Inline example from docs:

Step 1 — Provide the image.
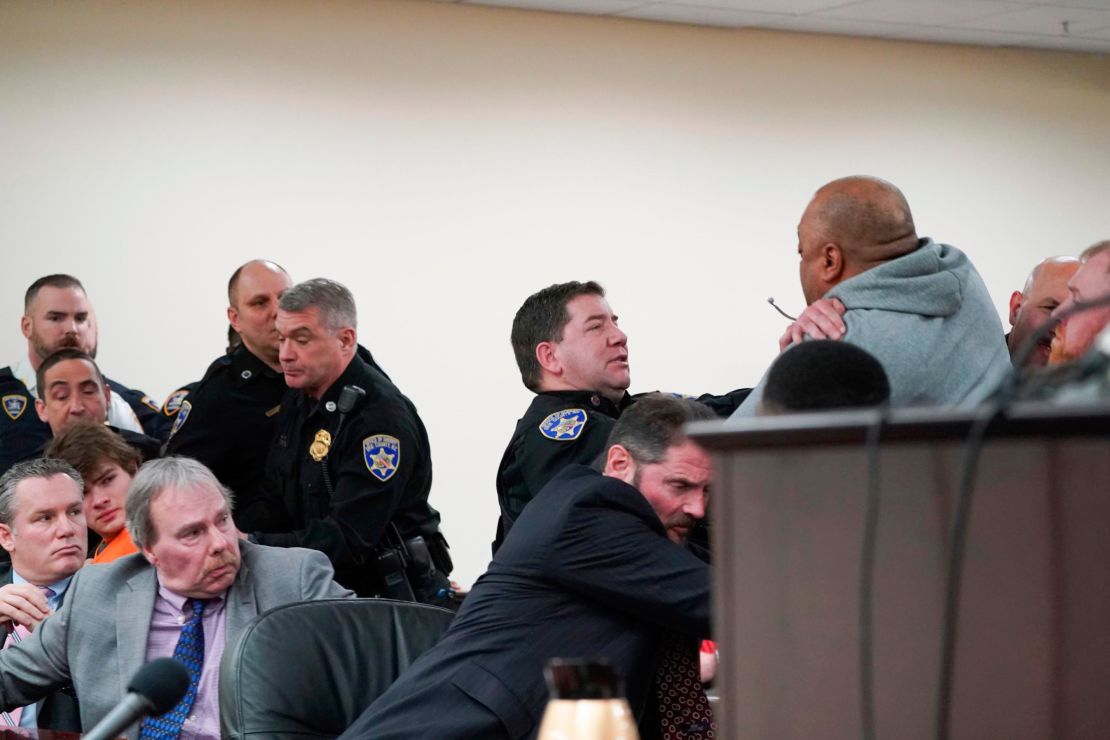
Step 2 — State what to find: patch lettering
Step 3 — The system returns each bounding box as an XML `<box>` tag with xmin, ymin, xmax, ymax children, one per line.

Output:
<box><xmin>363</xmin><ymin>434</ymin><xmax>400</xmax><ymax>482</ymax></box>
<box><xmin>539</xmin><ymin>408</ymin><xmax>587</xmax><ymax>441</ymax></box>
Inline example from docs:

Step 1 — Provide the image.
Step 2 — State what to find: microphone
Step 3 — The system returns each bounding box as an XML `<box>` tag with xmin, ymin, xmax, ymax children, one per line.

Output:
<box><xmin>338</xmin><ymin>384</ymin><xmax>367</xmax><ymax>414</ymax></box>
<box><xmin>83</xmin><ymin>658</ymin><xmax>190</xmax><ymax>740</ymax></box>
<box><xmin>767</xmin><ymin>297</ymin><xmax>797</xmax><ymax>322</ymax></box>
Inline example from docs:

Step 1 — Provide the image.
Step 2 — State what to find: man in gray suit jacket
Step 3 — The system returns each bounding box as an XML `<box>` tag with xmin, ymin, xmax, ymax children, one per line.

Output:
<box><xmin>0</xmin><ymin>456</ymin><xmax>352</xmax><ymax>739</ymax></box>
<box><xmin>0</xmin><ymin>458</ymin><xmax>88</xmax><ymax>732</ymax></box>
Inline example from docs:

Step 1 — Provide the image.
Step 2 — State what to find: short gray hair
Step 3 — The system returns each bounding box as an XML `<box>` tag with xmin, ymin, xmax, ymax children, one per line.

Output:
<box><xmin>278</xmin><ymin>278</ymin><xmax>357</xmax><ymax>332</ymax></box>
<box><xmin>125</xmin><ymin>457</ymin><xmax>235</xmax><ymax>550</ymax></box>
<box><xmin>0</xmin><ymin>458</ymin><xmax>84</xmax><ymax>526</ymax></box>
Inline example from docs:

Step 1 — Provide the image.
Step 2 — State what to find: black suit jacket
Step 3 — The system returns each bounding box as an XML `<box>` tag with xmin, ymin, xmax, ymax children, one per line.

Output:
<box><xmin>342</xmin><ymin>464</ymin><xmax>711</xmax><ymax>740</ymax></box>
<box><xmin>0</xmin><ymin>567</ymin><xmax>81</xmax><ymax>733</ymax></box>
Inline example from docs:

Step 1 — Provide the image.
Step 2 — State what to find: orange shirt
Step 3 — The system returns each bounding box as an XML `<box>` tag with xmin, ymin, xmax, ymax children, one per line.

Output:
<box><xmin>92</xmin><ymin>528</ymin><xmax>139</xmax><ymax>564</ymax></box>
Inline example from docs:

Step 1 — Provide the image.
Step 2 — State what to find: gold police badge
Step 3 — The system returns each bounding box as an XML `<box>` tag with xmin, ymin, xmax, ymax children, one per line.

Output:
<box><xmin>309</xmin><ymin>429</ymin><xmax>332</xmax><ymax>462</ymax></box>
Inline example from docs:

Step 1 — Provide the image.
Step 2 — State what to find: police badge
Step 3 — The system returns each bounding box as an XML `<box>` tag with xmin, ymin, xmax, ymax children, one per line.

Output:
<box><xmin>309</xmin><ymin>429</ymin><xmax>332</xmax><ymax>462</ymax></box>
<box><xmin>363</xmin><ymin>434</ymin><xmax>400</xmax><ymax>482</ymax></box>
<box><xmin>2</xmin><ymin>394</ymin><xmax>27</xmax><ymax>421</ymax></box>
<box><xmin>169</xmin><ymin>400</ymin><xmax>192</xmax><ymax>437</ymax></box>
<box><xmin>538</xmin><ymin>408</ymin><xmax>587</xmax><ymax>441</ymax></box>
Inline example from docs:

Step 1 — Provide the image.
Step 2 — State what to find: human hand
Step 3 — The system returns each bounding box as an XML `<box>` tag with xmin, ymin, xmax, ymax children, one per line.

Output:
<box><xmin>0</xmin><ymin>583</ymin><xmax>51</xmax><ymax>632</ymax></box>
<box><xmin>778</xmin><ymin>298</ymin><xmax>847</xmax><ymax>352</ymax></box>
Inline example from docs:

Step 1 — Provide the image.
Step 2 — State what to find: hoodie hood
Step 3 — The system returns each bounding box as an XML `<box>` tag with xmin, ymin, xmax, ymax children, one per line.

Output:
<box><xmin>827</xmin><ymin>239</ymin><xmax>965</xmax><ymax>318</ymax></box>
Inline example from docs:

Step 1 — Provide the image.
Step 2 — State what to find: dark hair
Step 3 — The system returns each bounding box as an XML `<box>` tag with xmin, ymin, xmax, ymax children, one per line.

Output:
<box><xmin>0</xmin><ymin>458</ymin><xmax>84</xmax><ymax>526</ymax></box>
<box><xmin>604</xmin><ymin>394</ymin><xmax>716</xmax><ymax>466</ymax></box>
<box><xmin>511</xmin><ymin>281</ymin><xmax>606</xmax><ymax>392</ymax></box>
<box><xmin>24</xmin><ymin>274</ymin><xmax>85</xmax><ymax>312</ymax></box>
<box><xmin>35</xmin><ymin>348</ymin><xmax>104</xmax><ymax>399</ymax></box>
<box><xmin>46</xmin><ymin>422</ymin><xmax>141</xmax><ymax>482</ymax></box>
<box><xmin>761</xmin><ymin>340</ymin><xmax>891</xmax><ymax>415</ymax></box>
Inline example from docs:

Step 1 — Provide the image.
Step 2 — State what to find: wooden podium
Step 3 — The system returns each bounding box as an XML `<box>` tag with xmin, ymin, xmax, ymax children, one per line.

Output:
<box><xmin>689</xmin><ymin>402</ymin><xmax>1110</xmax><ymax>740</ymax></box>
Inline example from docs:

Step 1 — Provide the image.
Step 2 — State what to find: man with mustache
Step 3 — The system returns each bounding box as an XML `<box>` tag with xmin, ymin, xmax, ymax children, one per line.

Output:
<box><xmin>2</xmin><ymin>275</ymin><xmax>159</xmax><ymax>475</ymax></box>
<box><xmin>343</xmin><ymin>395</ymin><xmax>715</xmax><ymax>740</ymax></box>
<box><xmin>1007</xmin><ymin>257</ymin><xmax>1079</xmax><ymax>368</ymax></box>
<box><xmin>0</xmin><ymin>456</ymin><xmax>351</xmax><ymax>739</ymax></box>
<box><xmin>0</xmin><ymin>458</ymin><xmax>87</xmax><ymax>732</ymax></box>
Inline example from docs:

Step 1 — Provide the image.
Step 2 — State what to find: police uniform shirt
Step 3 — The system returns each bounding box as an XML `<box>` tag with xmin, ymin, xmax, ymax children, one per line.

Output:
<box><xmin>106</xmin><ymin>380</ymin><xmax>175</xmax><ymax>442</ymax></box>
<box><xmin>163</xmin><ymin>345</ymin><xmax>290</xmax><ymax>533</ymax></box>
<box><xmin>259</xmin><ymin>352</ymin><xmax>441</xmax><ymax>596</ymax></box>
<box><xmin>0</xmin><ymin>367</ymin><xmax>50</xmax><ymax>476</ymax></box>
<box><xmin>494</xmin><ymin>389</ymin><xmax>634</xmax><ymax>552</ymax></box>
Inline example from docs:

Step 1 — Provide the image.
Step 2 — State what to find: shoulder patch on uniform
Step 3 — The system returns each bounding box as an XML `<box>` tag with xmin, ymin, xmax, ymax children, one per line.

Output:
<box><xmin>169</xmin><ymin>400</ymin><xmax>192</xmax><ymax>437</ymax></box>
<box><xmin>538</xmin><ymin>408</ymin><xmax>587</xmax><ymax>441</ymax></box>
<box><xmin>363</xmin><ymin>434</ymin><xmax>400</xmax><ymax>482</ymax></box>
<box><xmin>2</xmin><ymin>394</ymin><xmax>28</xmax><ymax>421</ymax></box>
<box><xmin>140</xmin><ymin>395</ymin><xmax>161</xmax><ymax>412</ymax></box>
<box><xmin>163</xmin><ymin>389</ymin><xmax>189</xmax><ymax>416</ymax></box>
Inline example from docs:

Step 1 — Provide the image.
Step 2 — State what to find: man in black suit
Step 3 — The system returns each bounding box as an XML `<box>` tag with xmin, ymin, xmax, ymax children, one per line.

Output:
<box><xmin>342</xmin><ymin>394</ymin><xmax>716</xmax><ymax>740</ymax></box>
<box><xmin>0</xmin><ymin>458</ymin><xmax>86</xmax><ymax>732</ymax></box>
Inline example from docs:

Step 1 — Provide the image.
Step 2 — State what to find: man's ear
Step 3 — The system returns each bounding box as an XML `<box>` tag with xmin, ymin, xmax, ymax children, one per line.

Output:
<box><xmin>19</xmin><ymin>315</ymin><xmax>32</xmax><ymax>342</ymax></box>
<box><xmin>102</xmin><ymin>382</ymin><xmax>112</xmax><ymax>412</ymax></box>
<box><xmin>603</xmin><ymin>444</ymin><xmax>636</xmax><ymax>485</ymax></box>
<box><xmin>140</xmin><ymin>544</ymin><xmax>158</xmax><ymax>567</ymax></box>
<box><xmin>35</xmin><ymin>398</ymin><xmax>48</xmax><ymax>424</ymax></box>
<box><xmin>535</xmin><ymin>342</ymin><xmax>561</xmax><ymax>377</ymax></box>
<box><xmin>821</xmin><ymin>243</ymin><xmax>845</xmax><ymax>283</ymax></box>
<box><xmin>337</xmin><ymin>327</ymin><xmax>357</xmax><ymax>353</ymax></box>
<box><xmin>0</xmin><ymin>523</ymin><xmax>15</xmax><ymax>554</ymax></box>
<box><xmin>227</xmin><ymin>306</ymin><xmax>241</xmax><ymax>333</ymax></box>
<box><xmin>1008</xmin><ymin>290</ymin><xmax>1023</xmax><ymax>327</ymax></box>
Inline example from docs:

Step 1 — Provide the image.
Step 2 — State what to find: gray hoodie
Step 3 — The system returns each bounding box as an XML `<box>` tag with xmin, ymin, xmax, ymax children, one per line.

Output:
<box><xmin>734</xmin><ymin>239</ymin><xmax>1011</xmax><ymax>417</ymax></box>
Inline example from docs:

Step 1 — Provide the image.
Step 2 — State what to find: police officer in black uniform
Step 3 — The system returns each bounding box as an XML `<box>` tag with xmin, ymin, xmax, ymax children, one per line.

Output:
<box><xmin>496</xmin><ymin>281</ymin><xmax>749</xmax><ymax>554</ymax></box>
<box><xmin>163</xmin><ymin>260</ymin><xmax>295</xmax><ymax>531</ymax></box>
<box><xmin>256</xmin><ymin>278</ymin><xmax>451</xmax><ymax>603</ymax></box>
<box><xmin>0</xmin><ymin>367</ymin><xmax>51</xmax><ymax>475</ymax></box>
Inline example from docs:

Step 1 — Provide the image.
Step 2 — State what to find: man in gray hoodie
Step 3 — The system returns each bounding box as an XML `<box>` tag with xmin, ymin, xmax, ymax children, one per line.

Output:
<box><xmin>734</xmin><ymin>175</ymin><xmax>1010</xmax><ymax>417</ymax></box>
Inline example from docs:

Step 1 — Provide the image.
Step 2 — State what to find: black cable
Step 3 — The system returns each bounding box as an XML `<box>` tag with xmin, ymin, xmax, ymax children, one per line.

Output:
<box><xmin>858</xmin><ymin>404</ymin><xmax>889</xmax><ymax>740</ymax></box>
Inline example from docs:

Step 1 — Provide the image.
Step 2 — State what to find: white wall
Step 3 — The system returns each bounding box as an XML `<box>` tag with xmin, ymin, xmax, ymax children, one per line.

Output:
<box><xmin>2</xmin><ymin>0</ymin><xmax>1108</xmax><ymax>585</ymax></box>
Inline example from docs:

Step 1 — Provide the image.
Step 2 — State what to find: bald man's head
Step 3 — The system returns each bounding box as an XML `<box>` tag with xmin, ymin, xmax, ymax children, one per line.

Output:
<box><xmin>227</xmin><ymin>260</ymin><xmax>291</xmax><ymax>369</ymax></box>
<box><xmin>797</xmin><ymin>176</ymin><xmax>919</xmax><ymax>304</ymax></box>
<box><xmin>1008</xmin><ymin>256</ymin><xmax>1079</xmax><ymax>367</ymax></box>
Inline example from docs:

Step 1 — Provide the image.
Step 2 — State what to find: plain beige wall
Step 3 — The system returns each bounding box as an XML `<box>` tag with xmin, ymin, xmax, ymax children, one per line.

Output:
<box><xmin>2</xmin><ymin>0</ymin><xmax>1108</xmax><ymax>584</ymax></box>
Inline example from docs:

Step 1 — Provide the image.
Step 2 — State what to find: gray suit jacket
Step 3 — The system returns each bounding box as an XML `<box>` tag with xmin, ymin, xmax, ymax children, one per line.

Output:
<box><xmin>0</xmin><ymin>566</ymin><xmax>81</xmax><ymax>732</ymax></box>
<box><xmin>0</xmin><ymin>541</ymin><xmax>351</xmax><ymax>737</ymax></box>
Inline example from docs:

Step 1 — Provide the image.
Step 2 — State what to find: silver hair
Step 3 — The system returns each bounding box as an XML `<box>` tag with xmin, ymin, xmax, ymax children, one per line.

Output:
<box><xmin>0</xmin><ymin>458</ymin><xmax>84</xmax><ymax>526</ymax></box>
<box><xmin>278</xmin><ymin>278</ymin><xmax>358</xmax><ymax>332</ymax></box>
<box><xmin>125</xmin><ymin>457</ymin><xmax>235</xmax><ymax>550</ymax></box>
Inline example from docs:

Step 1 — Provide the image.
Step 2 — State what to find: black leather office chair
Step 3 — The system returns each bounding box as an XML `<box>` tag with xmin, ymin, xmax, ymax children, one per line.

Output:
<box><xmin>220</xmin><ymin>598</ymin><xmax>456</xmax><ymax>739</ymax></box>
